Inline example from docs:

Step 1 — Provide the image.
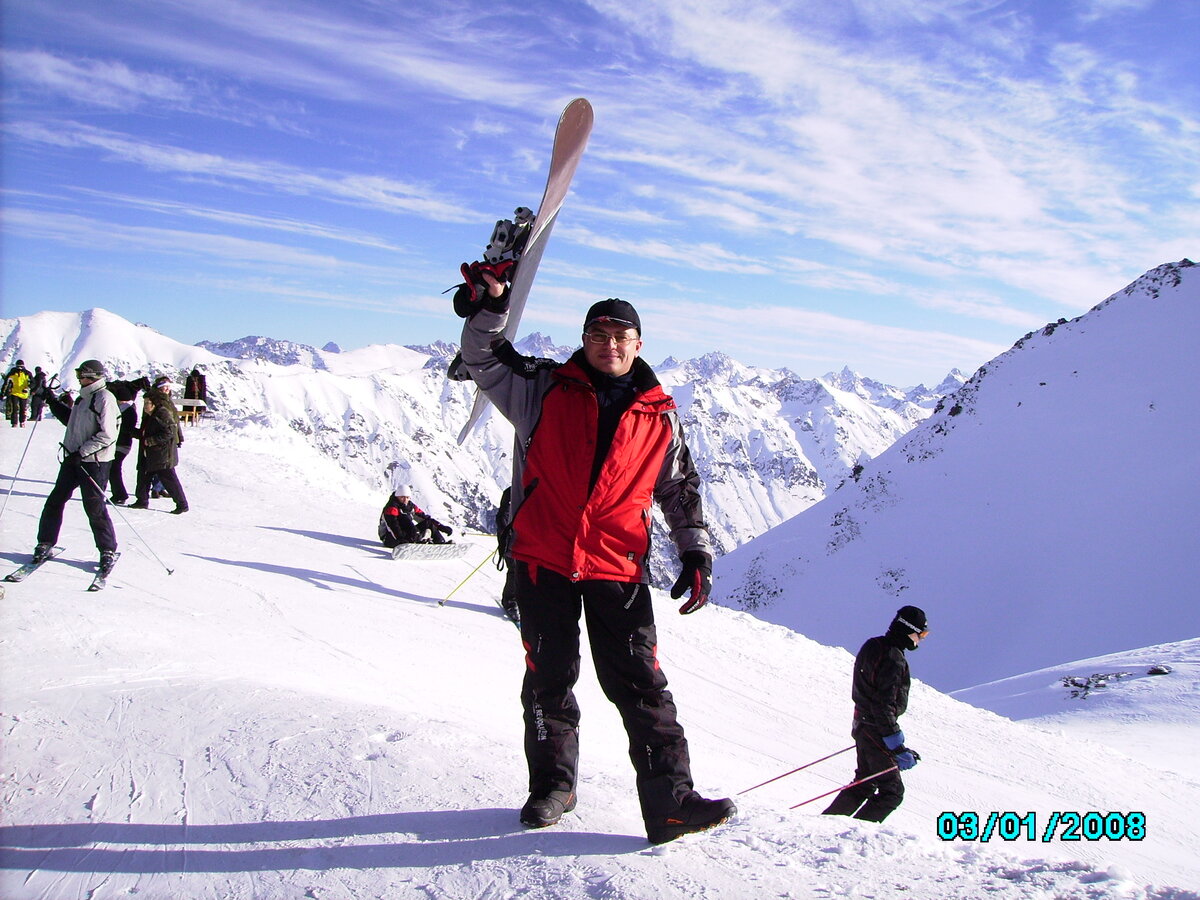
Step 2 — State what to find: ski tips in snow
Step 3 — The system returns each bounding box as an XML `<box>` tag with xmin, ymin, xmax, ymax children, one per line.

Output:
<box><xmin>4</xmin><ymin>545</ymin><xmax>66</xmax><ymax>582</ymax></box>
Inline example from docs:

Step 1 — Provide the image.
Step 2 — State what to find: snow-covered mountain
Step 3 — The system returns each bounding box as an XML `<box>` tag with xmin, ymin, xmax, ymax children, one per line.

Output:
<box><xmin>1</xmin><ymin>420</ymin><xmax>1196</xmax><ymax>898</ymax></box>
<box><xmin>1</xmin><ymin>313</ymin><xmax>952</xmax><ymax>583</ymax></box>
<box><xmin>715</xmin><ymin>260</ymin><xmax>1200</xmax><ymax>691</ymax></box>
<box><xmin>197</xmin><ymin>335</ymin><xmax>333</xmax><ymax>370</ymax></box>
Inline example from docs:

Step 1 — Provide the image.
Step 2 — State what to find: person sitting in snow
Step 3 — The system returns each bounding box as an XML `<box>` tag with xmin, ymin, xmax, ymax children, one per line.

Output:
<box><xmin>378</xmin><ymin>485</ymin><xmax>452</xmax><ymax>547</ymax></box>
<box><xmin>822</xmin><ymin>605</ymin><xmax>929</xmax><ymax>823</ymax></box>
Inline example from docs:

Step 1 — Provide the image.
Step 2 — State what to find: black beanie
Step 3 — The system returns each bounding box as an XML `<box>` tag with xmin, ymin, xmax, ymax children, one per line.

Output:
<box><xmin>891</xmin><ymin>605</ymin><xmax>927</xmax><ymax>635</ymax></box>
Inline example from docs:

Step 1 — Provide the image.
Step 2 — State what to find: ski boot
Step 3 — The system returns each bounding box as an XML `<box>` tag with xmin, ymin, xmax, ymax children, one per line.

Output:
<box><xmin>98</xmin><ymin>550</ymin><xmax>119</xmax><ymax>578</ymax></box>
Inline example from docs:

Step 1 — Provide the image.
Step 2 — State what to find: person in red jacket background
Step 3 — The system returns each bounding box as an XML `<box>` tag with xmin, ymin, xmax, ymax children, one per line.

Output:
<box><xmin>459</xmin><ymin>275</ymin><xmax>734</xmax><ymax>845</ymax></box>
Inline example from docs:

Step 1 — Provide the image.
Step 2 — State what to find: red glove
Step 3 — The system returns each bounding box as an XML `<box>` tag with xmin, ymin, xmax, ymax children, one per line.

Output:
<box><xmin>670</xmin><ymin>551</ymin><xmax>712</xmax><ymax>615</ymax></box>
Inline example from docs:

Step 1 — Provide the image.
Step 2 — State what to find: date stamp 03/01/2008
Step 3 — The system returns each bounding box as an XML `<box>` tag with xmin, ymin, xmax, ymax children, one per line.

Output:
<box><xmin>937</xmin><ymin>811</ymin><xmax>1145</xmax><ymax>843</ymax></box>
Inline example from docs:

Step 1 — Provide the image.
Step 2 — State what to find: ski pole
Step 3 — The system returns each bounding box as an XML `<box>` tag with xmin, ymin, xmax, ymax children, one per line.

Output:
<box><xmin>0</xmin><ymin>417</ymin><xmax>41</xmax><ymax>521</ymax></box>
<box><xmin>789</xmin><ymin>766</ymin><xmax>898</xmax><ymax>809</ymax></box>
<box><xmin>76</xmin><ymin>463</ymin><xmax>175</xmax><ymax>576</ymax></box>
<box><xmin>738</xmin><ymin>745</ymin><xmax>855</xmax><ymax>795</ymax></box>
<box><xmin>438</xmin><ymin>551</ymin><xmax>494</xmax><ymax>606</ymax></box>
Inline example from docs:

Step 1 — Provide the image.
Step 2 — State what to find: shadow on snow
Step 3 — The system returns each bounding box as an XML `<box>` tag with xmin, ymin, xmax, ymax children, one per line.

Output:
<box><xmin>0</xmin><ymin>809</ymin><xmax>646</xmax><ymax>872</ymax></box>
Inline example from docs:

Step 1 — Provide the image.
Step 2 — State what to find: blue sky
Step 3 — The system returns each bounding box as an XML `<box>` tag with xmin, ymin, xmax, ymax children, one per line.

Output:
<box><xmin>2</xmin><ymin>0</ymin><xmax>1197</xmax><ymax>386</ymax></box>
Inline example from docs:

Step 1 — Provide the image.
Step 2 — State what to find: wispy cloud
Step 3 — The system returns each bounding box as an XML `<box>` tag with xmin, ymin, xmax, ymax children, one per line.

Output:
<box><xmin>6</xmin><ymin>122</ymin><xmax>477</xmax><ymax>223</ymax></box>
<box><xmin>575</xmin><ymin>0</ymin><xmax>1199</xmax><ymax>307</ymax></box>
<box><xmin>560</xmin><ymin>225</ymin><xmax>774</xmax><ymax>274</ymax></box>
<box><xmin>4</xmin><ymin>0</ymin><xmax>1195</xmax><ymax>384</ymax></box>
<box><xmin>3</xmin><ymin>49</ymin><xmax>190</xmax><ymax>109</ymax></box>
<box><xmin>4</xmin><ymin>208</ymin><xmax>346</xmax><ymax>270</ymax></box>
<box><xmin>64</xmin><ymin>189</ymin><xmax>405</xmax><ymax>252</ymax></box>
<box><xmin>514</xmin><ymin>273</ymin><xmax>1006</xmax><ymax>382</ymax></box>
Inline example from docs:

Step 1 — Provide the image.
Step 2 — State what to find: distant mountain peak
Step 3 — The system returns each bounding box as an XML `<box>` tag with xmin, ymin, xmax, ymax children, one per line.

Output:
<box><xmin>406</xmin><ymin>339</ymin><xmax>458</xmax><ymax>360</ymax></box>
<box><xmin>514</xmin><ymin>332</ymin><xmax>574</xmax><ymax>362</ymax></box>
<box><xmin>197</xmin><ymin>335</ymin><xmax>329</xmax><ymax>370</ymax></box>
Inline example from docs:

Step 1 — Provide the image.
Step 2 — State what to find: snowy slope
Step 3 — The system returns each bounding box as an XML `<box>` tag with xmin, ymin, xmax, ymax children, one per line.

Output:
<box><xmin>1</xmin><ymin>423</ymin><xmax>1198</xmax><ymax>899</ymax></box>
<box><xmin>716</xmin><ymin>261</ymin><xmax>1200</xmax><ymax>691</ymax></box>
<box><xmin>952</xmin><ymin>639</ymin><xmax>1200</xmax><ymax>778</ymax></box>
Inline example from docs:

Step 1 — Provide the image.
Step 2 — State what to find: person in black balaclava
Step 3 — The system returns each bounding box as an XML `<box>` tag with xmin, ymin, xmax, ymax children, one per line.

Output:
<box><xmin>822</xmin><ymin>605</ymin><xmax>929</xmax><ymax>822</ymax></box>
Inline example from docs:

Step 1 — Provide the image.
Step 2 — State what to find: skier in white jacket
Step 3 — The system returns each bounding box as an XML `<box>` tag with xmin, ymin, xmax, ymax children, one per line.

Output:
<box><xmin>31</xmin><ymin>359</ymin><xmax>120</xmax><ymax>574</ymax></box>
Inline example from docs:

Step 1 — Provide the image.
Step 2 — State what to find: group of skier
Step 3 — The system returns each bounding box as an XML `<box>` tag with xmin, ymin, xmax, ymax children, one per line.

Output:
<box><xmin>8</xmin><ymin>361</ymin><xmax>197</xmax><ymax>585</ymax></box>
<box><xmin>3</xmin><ymin>360</ymin><xmax>47</xmax><ymax>428</ymax></box>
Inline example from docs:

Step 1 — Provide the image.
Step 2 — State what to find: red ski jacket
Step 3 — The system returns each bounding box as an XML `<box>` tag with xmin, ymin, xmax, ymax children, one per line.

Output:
<box><xmin>461</xmin><ymin>310</ymin><xmax>711</xmax><ymax>584</ymax></box>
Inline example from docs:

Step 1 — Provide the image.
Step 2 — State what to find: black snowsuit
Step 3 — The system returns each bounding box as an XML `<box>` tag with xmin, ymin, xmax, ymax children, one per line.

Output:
<box><xmin>378</xmin><ymin>495</ymin><xmax>448</xmax><ymax>547</ymax></box>
<box><xmin>106</xmin><ymin>378</ymin><xmax>149</xmax><ymax>504</ymax></box>
<box><xmin>823</xmin><ymin>630</ymin><xmax>912</xmax><ymax>822</ymax></box>
<box><xmin>29</xmin><ymin>369</ymin><xmax>47</xmax><ymax>421</ymax></box>
<box><xmin>134</xmin><ymin>392</ymin><xmax>188</xmax><ymax>511</ymax></box>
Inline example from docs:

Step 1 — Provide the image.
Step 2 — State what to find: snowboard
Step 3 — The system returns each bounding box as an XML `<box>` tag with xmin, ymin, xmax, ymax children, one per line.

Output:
<box><xmin>4</xmin><ymin>546</ymin><xmax>66</xmax><ymax>582</ymax></box>
<box><xmin>391</xmin><ymin>542</ymin><xmax>471</xmax><ymax>561</ymax></box>
<box><xmin>456</xmin><ymin>97</ymin><xmax>594</xmax><ymax>444</ymax></box>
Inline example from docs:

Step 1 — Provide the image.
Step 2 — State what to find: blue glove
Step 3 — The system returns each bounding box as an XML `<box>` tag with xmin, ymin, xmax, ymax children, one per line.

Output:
<box><xmin>883</xmin><ymin>731</ymin><xmax>906</xmax><ymax>751</ymax></box>
<box><xmin>894</xmin><ymin>748</ymin><xmax>919</xmax><ymax>771</ymax></box>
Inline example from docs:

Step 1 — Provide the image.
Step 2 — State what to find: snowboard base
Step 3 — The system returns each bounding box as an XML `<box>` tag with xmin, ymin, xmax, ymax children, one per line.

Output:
<box><xmin>390</xmin><ymin>542</ymin><xmax>470</xmax><ymax>561</ymax></box>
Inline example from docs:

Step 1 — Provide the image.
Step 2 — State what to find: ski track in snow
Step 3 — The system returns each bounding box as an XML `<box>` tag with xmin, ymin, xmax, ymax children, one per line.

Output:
<box><xmin>2</xmin><ymin>425</ymin><xmax>1198</xmax><ymax>899</ymax></box>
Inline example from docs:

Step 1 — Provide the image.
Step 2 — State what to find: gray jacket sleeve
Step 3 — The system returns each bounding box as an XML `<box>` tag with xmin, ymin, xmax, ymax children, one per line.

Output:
<box><xmin>459</xmin><ymin>309</ymin><xmax>550</xmax><ymax>444</ymax></box>
<box><xmin>654</xmin><ymin>409</ymin><xmax>714</xmax><ymax>560</ymax></box>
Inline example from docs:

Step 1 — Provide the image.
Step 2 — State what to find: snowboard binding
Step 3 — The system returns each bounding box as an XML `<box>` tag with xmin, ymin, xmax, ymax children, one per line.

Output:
<box><xmin>452</xmin><ymin>207</ymin><xmax>535</xmax><ymax>318</ymax></box>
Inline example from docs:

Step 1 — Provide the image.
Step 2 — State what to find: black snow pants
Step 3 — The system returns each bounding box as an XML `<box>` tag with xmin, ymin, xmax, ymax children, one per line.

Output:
<box><xmin>514</xmin><ymin>562</ymin><xmax>694</xmax><ymax>824</ymax></box>
<box><xmin>38</xmin><ymin>460</ymin><xmax>117</xmax><ymax>554</ymax></box>
<box><xmin>822</xmin><ymin>723</ymin><xmax>904</xmax><ymax>822</ymax></box>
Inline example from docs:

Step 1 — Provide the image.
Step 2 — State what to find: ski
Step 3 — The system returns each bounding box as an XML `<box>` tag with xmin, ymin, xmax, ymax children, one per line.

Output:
<box><xmin>456</xmin><ymin>97</ymin><xmax>594</xmax><ymax>444</ymax></box>
<box><xmin>4</xmin><ymin>546</ymin><xmax>66</xmax><ymax>583</ymax></box>
<box><xmin>88</xmin><ymin>552</ymin><xmax>121</xmax><ymax>592</ymax></box>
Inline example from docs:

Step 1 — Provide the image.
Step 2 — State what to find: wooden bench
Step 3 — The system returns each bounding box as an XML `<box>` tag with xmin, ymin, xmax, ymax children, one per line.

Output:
<box><xmin>180</xmin><ymin>399</ymin><xmax>206</xmax><ymax>425</ymax></box>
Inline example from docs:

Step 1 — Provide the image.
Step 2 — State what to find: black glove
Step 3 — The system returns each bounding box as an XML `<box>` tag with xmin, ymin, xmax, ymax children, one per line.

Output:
<box><xmin>438</xmin><ymin>523</ymin><xmax>453</xmax><ymax>535</ymax></box>
<box><xmin>64</xmin><ymin>450</ymin><xmax>83</xmax><ymax>467</ymax></box>
<box><xmin>670</xmin><ymin>550</ymin><xmax>713</xmax><ymax>615</ymax></box>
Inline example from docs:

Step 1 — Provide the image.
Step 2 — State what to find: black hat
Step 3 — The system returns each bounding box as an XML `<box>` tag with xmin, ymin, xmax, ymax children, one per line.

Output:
<box><xmin>891</xmin><ymin>605</ymin><xmax>928</xmax><ymax>634</ymax></box>
<box><xmin>75</xmin><ymin>359</ymin><xmax>107</xmax><ymax>379</ymax></box>
<box><xmin>584</xmin><ymin>298</ymin><xmax>641</xmax><ymax>334</ymax></box>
